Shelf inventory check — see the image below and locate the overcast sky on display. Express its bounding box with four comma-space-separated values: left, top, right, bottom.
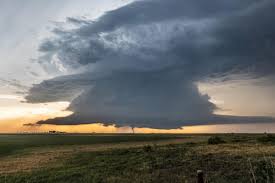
0, 0, 131, 89
0, 0, 275, 132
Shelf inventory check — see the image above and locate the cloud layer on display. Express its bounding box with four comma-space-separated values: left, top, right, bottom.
26, 0, 275, 128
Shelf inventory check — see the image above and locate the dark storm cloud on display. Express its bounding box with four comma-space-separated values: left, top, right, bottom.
27, 0, 275, 128
71, 0, 257, 36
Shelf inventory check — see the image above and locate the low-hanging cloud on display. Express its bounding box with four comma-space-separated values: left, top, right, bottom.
26, 0, 275, 128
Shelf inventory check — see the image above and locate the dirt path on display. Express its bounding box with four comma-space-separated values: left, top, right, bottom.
0, 137, 206, 174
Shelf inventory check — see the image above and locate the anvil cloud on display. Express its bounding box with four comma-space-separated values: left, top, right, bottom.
26, 0, 275, 128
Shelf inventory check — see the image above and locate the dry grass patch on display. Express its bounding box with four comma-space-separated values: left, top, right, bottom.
0, 138, 197, 174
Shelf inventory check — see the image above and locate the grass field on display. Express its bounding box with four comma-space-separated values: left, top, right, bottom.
0, 133, 275, 183
0, 134, 186, 157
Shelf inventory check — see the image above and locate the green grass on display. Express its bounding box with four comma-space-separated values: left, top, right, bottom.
1, 134, 275, 183
0, 134, 184, 157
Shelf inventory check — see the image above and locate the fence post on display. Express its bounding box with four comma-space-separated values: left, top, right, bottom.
197, 170, 204, 183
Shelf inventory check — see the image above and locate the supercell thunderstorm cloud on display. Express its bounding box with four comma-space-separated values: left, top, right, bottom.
26, 0, 275, 128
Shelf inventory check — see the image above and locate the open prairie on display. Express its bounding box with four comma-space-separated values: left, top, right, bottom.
0, 134, 275, 183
